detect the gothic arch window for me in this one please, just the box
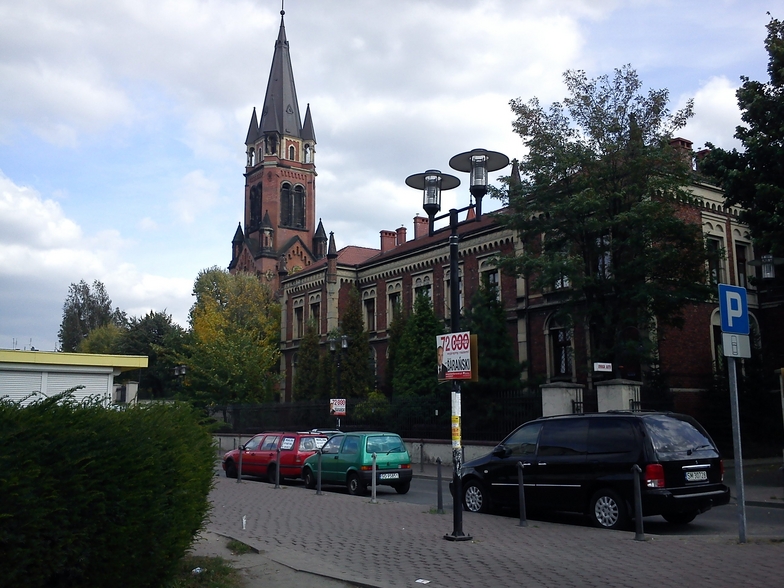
[289,145,295,160]
[249,184,262,231]
[293,185,305,228]
[267,135,277,155]
[280,183,306,228]
[280,183,292,226]
[304,144,312,163]
[247,147,255,167]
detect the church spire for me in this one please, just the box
[259,9,303,138]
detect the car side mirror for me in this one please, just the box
[239,445,246,451]
[492,444,510,458]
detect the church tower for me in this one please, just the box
[230,9,321,288]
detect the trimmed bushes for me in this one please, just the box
[0,393,215,588]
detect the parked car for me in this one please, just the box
[222,431,329,481]
[301,431,412,495]
[454,412,730,529]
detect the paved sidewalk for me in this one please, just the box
[203,463,784,588]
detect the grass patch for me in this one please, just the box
[227,538,254,554]
[164,555,243,588]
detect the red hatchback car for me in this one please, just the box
[222,431,329,482]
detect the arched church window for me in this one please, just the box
[267,135,277,155]
[304,144,311,163]
[289,145,295,160]
[280,183,292,226]
[247,147,255,167]
[293,185,305,228]
[250,184,262,231]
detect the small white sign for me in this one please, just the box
[722,333,751,358]
[280,437,295,450]
[329,398,346,416]
[594,362,612,372]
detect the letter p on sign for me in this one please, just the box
[718,284,749,335]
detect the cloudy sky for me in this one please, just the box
[0,0,774,351]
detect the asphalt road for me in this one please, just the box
[225,472,784,538]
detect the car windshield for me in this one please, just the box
[643,415,717,457]
[366,435,405,454]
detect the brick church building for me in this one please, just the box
[230,11,784,417]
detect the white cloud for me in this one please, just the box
[0,171,194,350]
[170,170,220,224]
[681,76,744,150]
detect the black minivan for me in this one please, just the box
[457,412,730,529]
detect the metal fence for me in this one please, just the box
[213,388,541,443]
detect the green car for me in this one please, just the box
[302,432,412,496]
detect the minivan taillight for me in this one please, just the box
[644,464,665,488]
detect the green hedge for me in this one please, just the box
[0,393,215,588]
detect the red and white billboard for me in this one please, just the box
[436,331,472,380]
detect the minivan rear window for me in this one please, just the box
[643,415,717,457]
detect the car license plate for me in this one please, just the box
[685,470,707,482]
[379,472,399,480]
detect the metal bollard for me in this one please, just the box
[316,449,323,495]
[274,447,281,488]
[517,461,527,527]
[371,453,378,504]
[631,464,645,541]
[436,457,444,514]
[237,442,243,484]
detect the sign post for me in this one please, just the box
[718,284,750,544]
[437,329,473,541]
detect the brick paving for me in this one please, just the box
[206,471,784,588]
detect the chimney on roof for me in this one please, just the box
[396,226,407,246]
[695,148,710,173]
[669,137,694,171]
[413,215,429,239]
[380,230,396,252]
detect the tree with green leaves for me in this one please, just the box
[183,267,281,413]
[76,323,125,354]
[392,293,444,396]
[384,299,408,394]
[463,278,522,391]
[337,285,373,398]
[294,320,322,400]
[57,280,126,352]
[495,65,711,377]
[701,16,784,258]
[118,310,186,399]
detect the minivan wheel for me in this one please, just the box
[589,489,629,530]
[225,461,237,479]
[463,480,489,513]
[303,468,316,489]
[347,473,366,496]
[662,510,698,525]
[267,464,277,484]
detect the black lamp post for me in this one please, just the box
[406,148,509,542]
[173,365,187,395]
[329,335,348,426]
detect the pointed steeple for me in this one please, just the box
[302,103,316,143]
[259,10,303,138]
[313,218,327,259]
[233,222,244,244]
[245,108,259,145]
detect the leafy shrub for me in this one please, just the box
[0,393,215,588]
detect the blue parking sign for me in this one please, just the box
[718,284,749,335]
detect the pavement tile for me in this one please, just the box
[206,474,783,588]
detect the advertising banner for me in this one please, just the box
[436,331,472,380]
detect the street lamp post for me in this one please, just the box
[406,149,508,542]
[329,335,348,428]
[173,365,187,394]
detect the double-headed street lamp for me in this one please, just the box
[406,148,508,541]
